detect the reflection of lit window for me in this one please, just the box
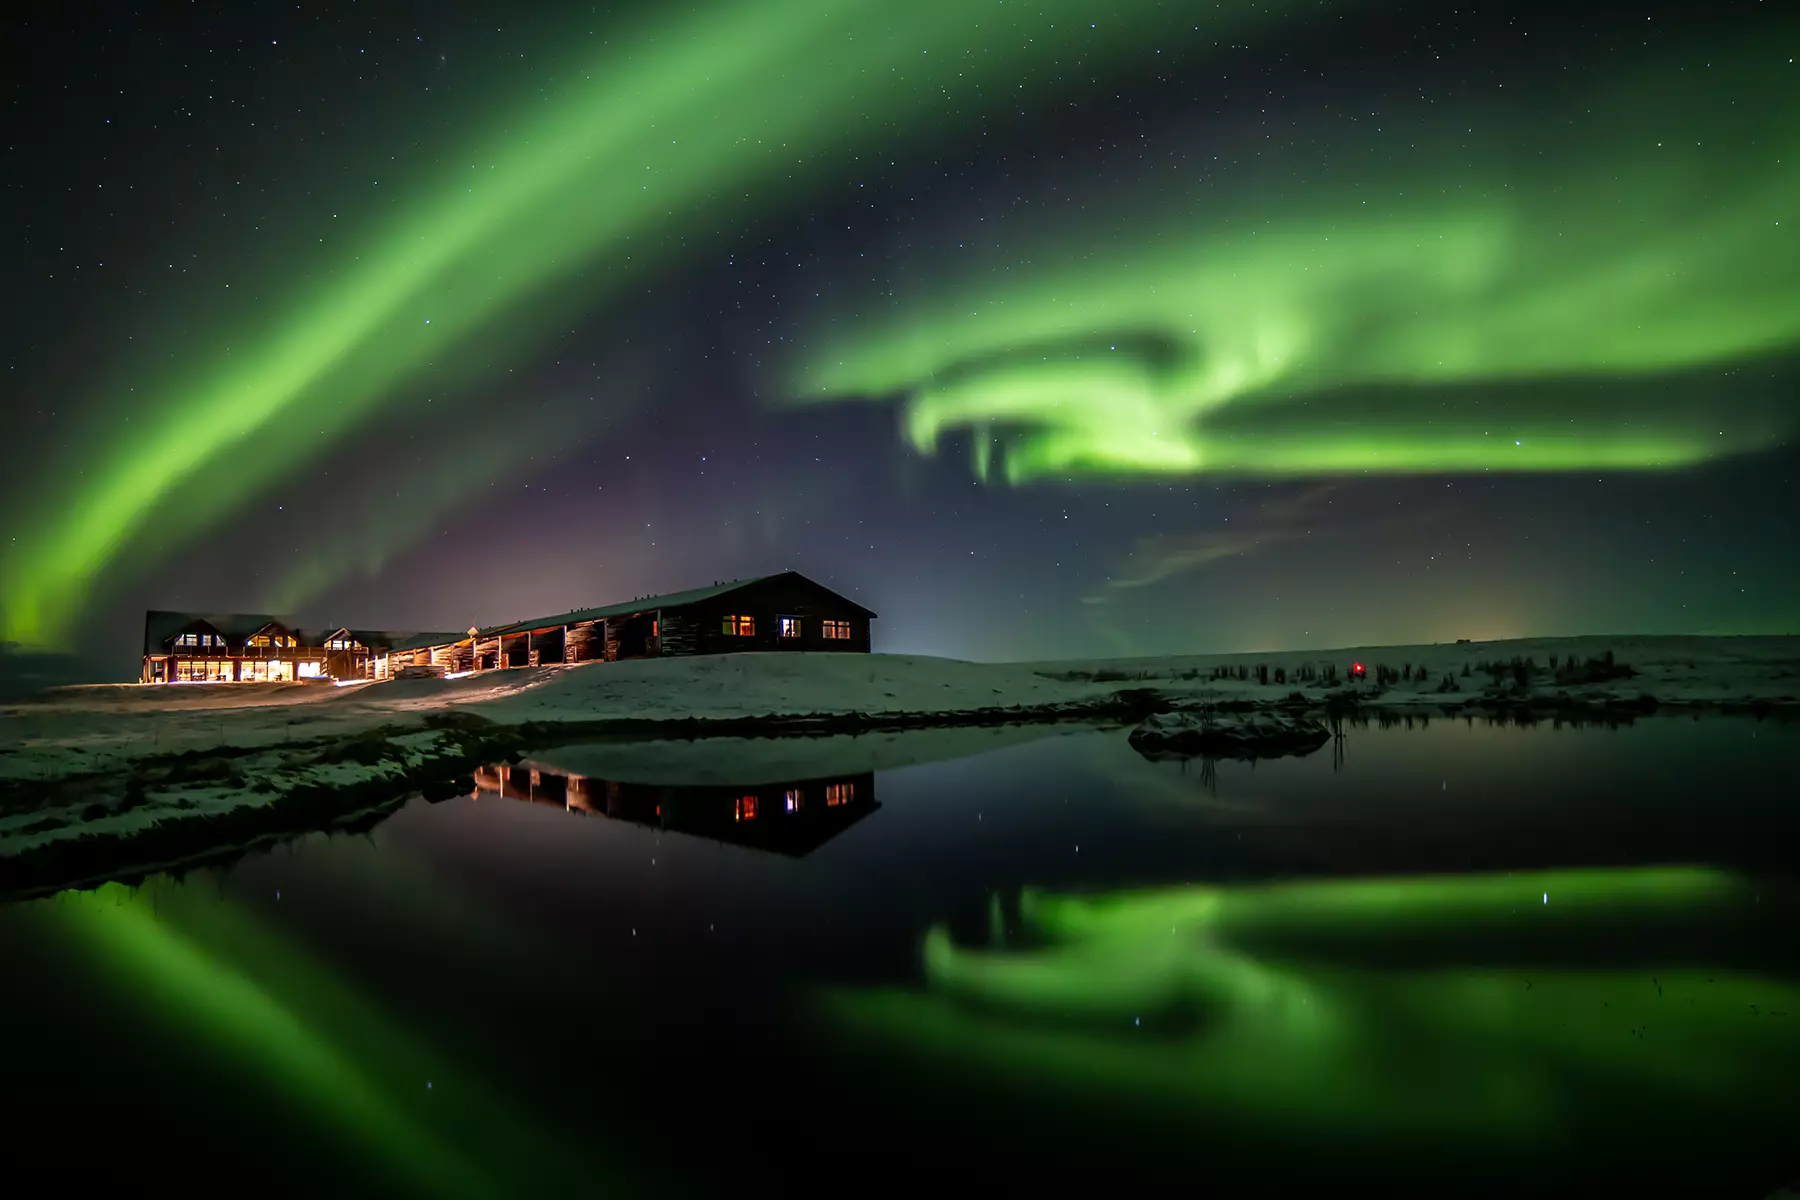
[721,614,756,637]
[822,619,851,640]
[826,782,852,806]
[735,795,758,821]
[784,789,803,813]
[779,616,802,638]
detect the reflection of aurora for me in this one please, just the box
[796,46,1800,484]
[823,868,1800,1151]
[47,882,604,1198]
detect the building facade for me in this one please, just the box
[140,612,459,684]
[141,571,875,684]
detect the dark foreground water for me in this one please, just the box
[3,716,1798,1196]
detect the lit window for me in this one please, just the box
[784,788,803,813]
[735,795,758,821]
[177,633,199,648]
[822,619,852,640]
[248,634,270,648]
[779,616,802,638]
[298,662,322,678]
[826,782,853,806]
[721,614,755,637]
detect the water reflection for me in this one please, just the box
[3,720,1795,1193]
[825,866,1800,1187]
[471,761,879,857]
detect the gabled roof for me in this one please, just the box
[143,611,462,655]
[363,629,466,652]
[480,571,876,637]
[143,610,299,653]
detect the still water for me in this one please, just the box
[3,716,1797,1195]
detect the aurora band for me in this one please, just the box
[0,0,1320,647]
[793,42,1800,484]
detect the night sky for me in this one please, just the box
[4,0,1796,677]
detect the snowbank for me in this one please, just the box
[529,723,1078,787]
[1128,710,1331,761]
[470,652,1119,723]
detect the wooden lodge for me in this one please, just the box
[140,612,460,684]
[142,571,875,684]
[389,570,876,676]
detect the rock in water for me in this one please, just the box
[1127,709,1331,761]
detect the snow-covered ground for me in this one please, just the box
[1027,634,1800,708]
[530,723,1081,787]
[2,637,1795,866]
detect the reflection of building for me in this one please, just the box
[470,762,879,857]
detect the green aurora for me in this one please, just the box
[41,879,608,1196]
[794,42,1800,484]
[824,867,1800,1155]
[0,0,1315,647]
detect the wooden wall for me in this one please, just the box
[565,620,603,662]
[662,575,873,657]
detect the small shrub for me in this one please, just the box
[1554,649,1636,686]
